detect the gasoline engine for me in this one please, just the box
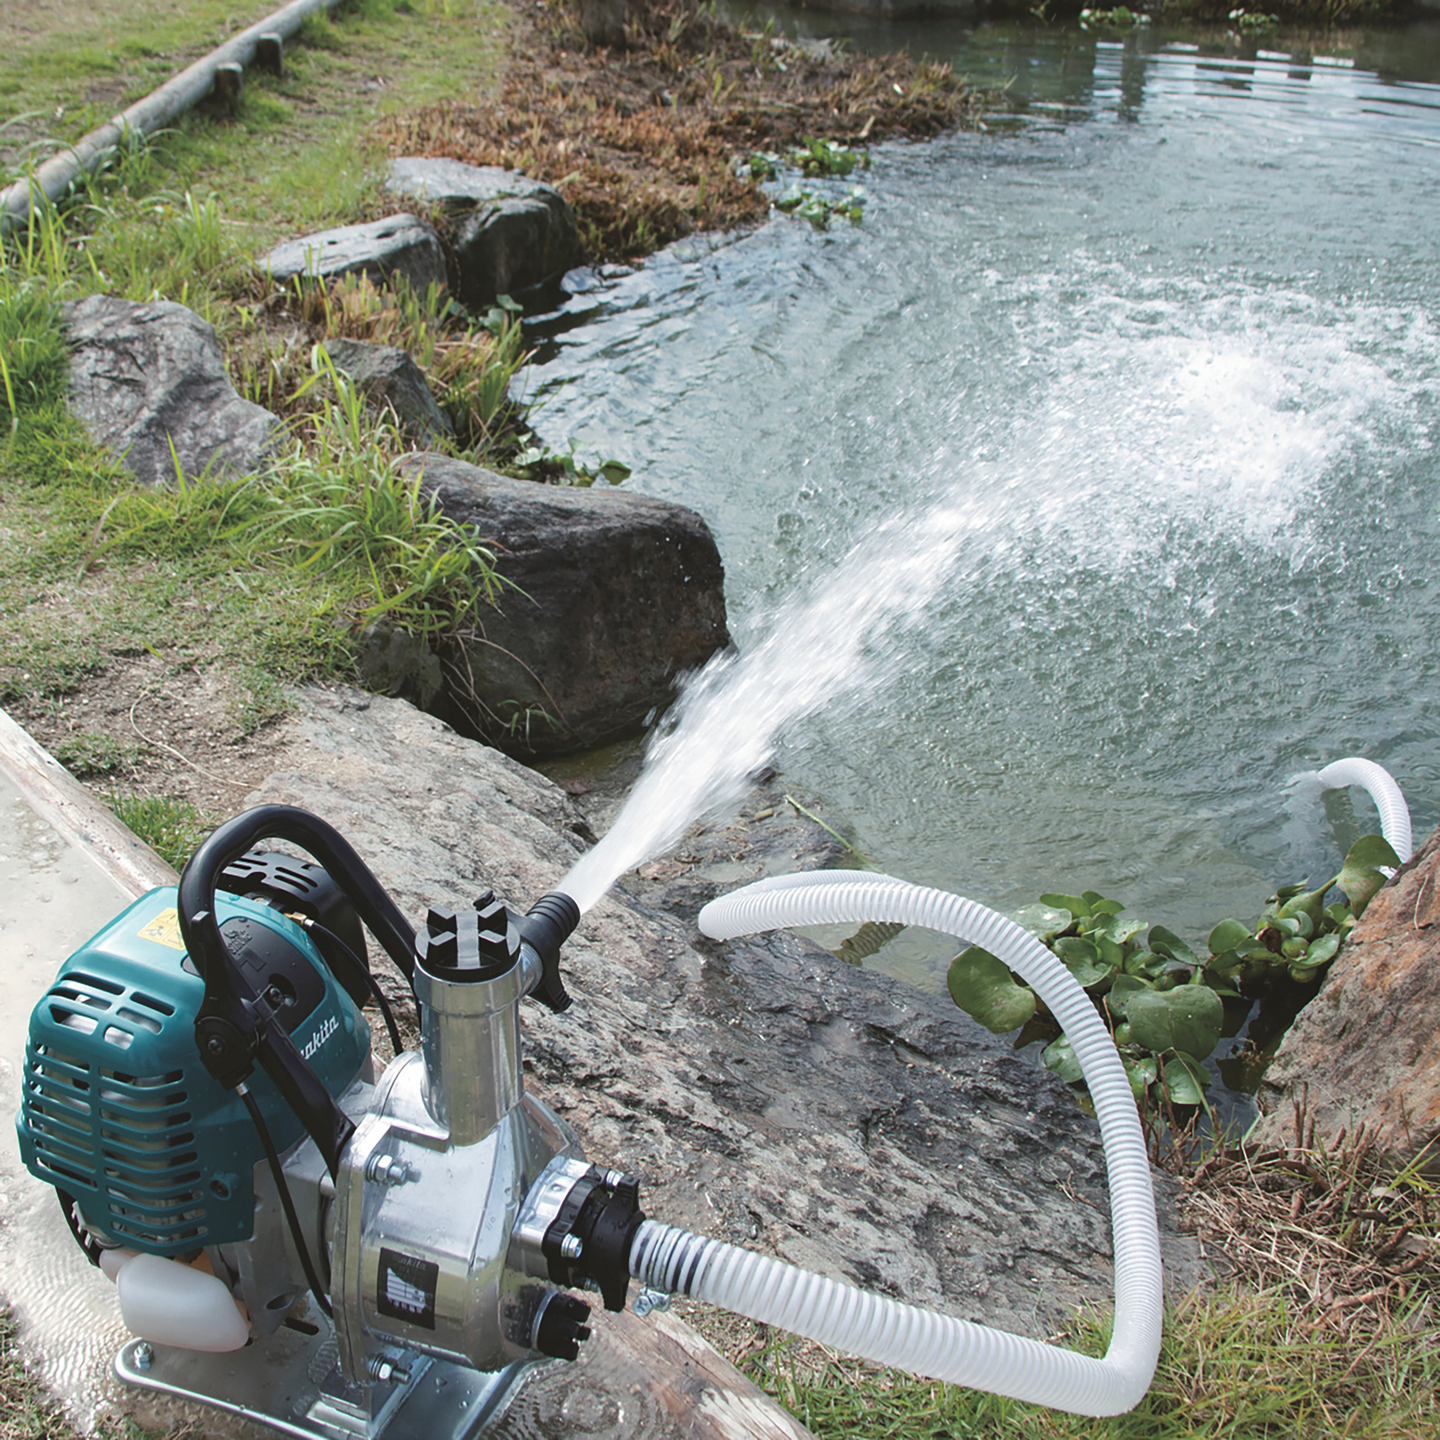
[14,805,645,1438]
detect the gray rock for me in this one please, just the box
[261,214,446,298]
[322,337,454,444]
[251,684,1205,1342]
[1256,825,1440,1171]
[386,158,582,310]
[62,295,281,487]
[405,452,730,757]
[354,623,445,709]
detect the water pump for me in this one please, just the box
[15,804,644,1437]
[15,803,1168,1435]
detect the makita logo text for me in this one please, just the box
[301,1015,338,1059]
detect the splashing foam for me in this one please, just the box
[559,496,992,911]
[557,279,1432,912]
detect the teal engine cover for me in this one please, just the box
[15,886,370,1256]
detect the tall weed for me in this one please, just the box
[253,356,505,641]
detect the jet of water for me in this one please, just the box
[558,492,998,912]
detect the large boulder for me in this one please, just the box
[260,213,447,298]
[251,684,1204,1344]
[63,295,281,487]
[1257,826,1440,1169]
[386,157,582,310]
[406,453,730,757]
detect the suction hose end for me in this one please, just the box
[516,891,581,1014]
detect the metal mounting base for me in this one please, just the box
[114,1316,542,1440]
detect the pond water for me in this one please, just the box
[525,12,1440,994]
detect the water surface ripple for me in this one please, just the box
[533,19,1440,986]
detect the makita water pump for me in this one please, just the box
[15,804,641,1435]
[15,802,1169,1437]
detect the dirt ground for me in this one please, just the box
[13,659,301,818]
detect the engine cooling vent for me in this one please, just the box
[21,971,208,1250]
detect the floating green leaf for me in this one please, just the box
[1039,892,1091,921]
[1125,984,1225,1062]
[1106,973,1148,1018]
[1337,834,1401,917]
[1160,1051,1212,1112]
[1148,926,1200,968]
[1013,902,1072,942]
[1123,1055,1158,1102]
[947,947,1037,1035]
[1207,918,1255,956]
[1041,1035,1085,1085]
[1053,936,1112,988]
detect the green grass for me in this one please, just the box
[0,1307,171,1440]
[741,1285,1440,1439]
[103,792,210,870]
[0,50,531,729]
[4,0,509,251]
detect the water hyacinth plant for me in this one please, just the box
[943,832,1400,1119]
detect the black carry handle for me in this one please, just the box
[179,805,418,1178]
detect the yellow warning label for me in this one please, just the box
[138,907,186,951]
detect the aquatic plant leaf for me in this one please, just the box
[1106,973,1148,1018]
[1160,1051,1212,1112]
[1039,892,1090,921]
[1123,1055,1157,1102]
[1338,834,1402,917]
[1041,1035,1085,1086]
[1053,936,1110,987]
[1126,984,1224,1061]
[1148,925,1200,968]
[1012,902,1071,942]
[1207,918,1257,957]
[947,947,1037,1034]
[1345,834,1401,871]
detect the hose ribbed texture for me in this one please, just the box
[1313,758,1412,864]
[628,872,1164,1417]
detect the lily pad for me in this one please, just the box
[1123,1055,1158,1101]
[1148,925,1199,968]
[1207,918,1255,956]
[1106,973,1148,1019]
[1338,834,1401,916]
[1039,892,1091,921]
[1012,902,1072,942]
[947,946,1037,1034]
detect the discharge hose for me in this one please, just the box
[1312,757,1412,864]
[628,871,1164,1417]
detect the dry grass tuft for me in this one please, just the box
[374,0,989,261]
[1181,1098,1440,1344]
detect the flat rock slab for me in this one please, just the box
[260,213,446,298]
[63,295,281,487]
[408,453,730,757]
[253,685,1205,1342]
[387,156,582,309]
[1257,824,1440,1168]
